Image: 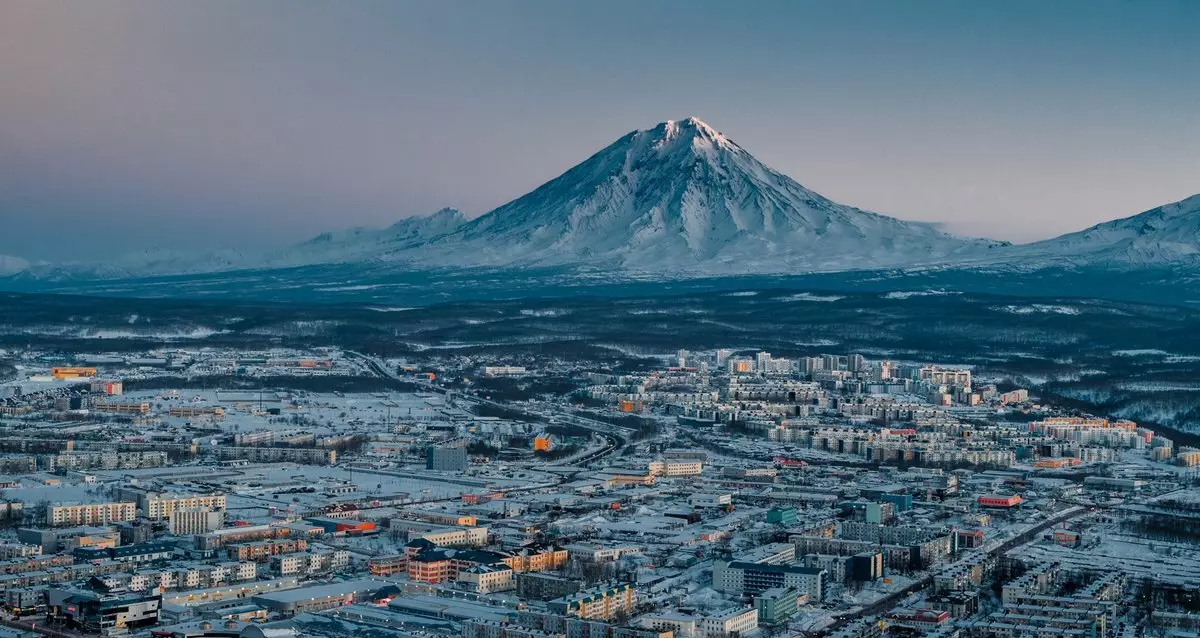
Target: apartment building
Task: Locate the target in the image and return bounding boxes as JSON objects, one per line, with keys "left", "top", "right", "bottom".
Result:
{"left": 115, "top": 489, "right": 228, "bottom": 521}
{"left": 713, "top": 560, "right": 828, "bottom": 602}
{"left": 227, "top": 538, "right": 309, "bottom": 562}
{"left": 391, "top": 520, "right": 489, "bottom": 547}
{"left": 0, "top": 543, "right": 41, "bottom": 559}
{"left": 548, "top": 583, "right": 637, "bottom": 621}
{"left": 146, "top": 493, "right": 225, "bottom": 520}
{"left": 269, "top": 549, "right": 349, "bottom": 576}
{"left": 517, "top": 572, "right": 582, "bottom": 601}
{"left": 368, "top": 554, "right": 406, "bottom": 577}
{"left": 48, "top": 502, "right": 137, "bottom": 527}
{"left": 49, "top": 451, "right": 168, "bottom": 471}
{"left": 216, "top": 447, "right": 336, "bottom": 465}
{"left": 506, "top": 543, "right": 569, "bottom": 572}
{"left": 168, "top": 508, "right": 224, "bottom": 535}
{"left": 648, "top": 460, "right": 704, "bottom": 477}
{"left": 457, "top": 563, "right": 516, "bottom": 593}
{"left": 701, "top": 607, "right": 759, "bottom": 638}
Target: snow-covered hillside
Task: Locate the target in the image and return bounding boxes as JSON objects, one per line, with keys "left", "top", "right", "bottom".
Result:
{"left": 6, "top": 208, "right": 468, "bottom": 281}
{"left": 1006, "top": 194, "right": 1200, "bottom": 268}
{"left": 262, "top": 207, "right": 467, "bottom": 267}
{"left": 11, "top": 248, "right": 251, "bottom": 282}
{"left": 0, "top": 255, "right": 30, "bottom": 277}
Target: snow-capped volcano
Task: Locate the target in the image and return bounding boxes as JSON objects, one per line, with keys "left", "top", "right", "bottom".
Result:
{"left": 4, "top": 117, "right": 1195, "bottom": 295}
{"left": 402, "top": 117, "right": 1003, "bottom": 272}
{"left": 1008, "top": 194, "right": 1200, "bottom": 267}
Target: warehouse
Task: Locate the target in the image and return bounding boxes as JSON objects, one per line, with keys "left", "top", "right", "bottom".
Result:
{"left": 251, "top": 579, "right": 396, "bottom": 616}
{"left": 301, "top": 517, "right": 377, "bottom": 535}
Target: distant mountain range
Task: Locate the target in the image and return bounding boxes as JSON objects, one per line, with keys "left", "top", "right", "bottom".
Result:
{"left": 1003, "top": 194, "right": 1200, "bottom": 268}
{"left": 2, "top": 117, "right": 1198, "bottom": 295}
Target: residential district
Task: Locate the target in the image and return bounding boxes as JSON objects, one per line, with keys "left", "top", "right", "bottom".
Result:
{"left": 0, "top": 346, "right": 1197, "bottom": 638}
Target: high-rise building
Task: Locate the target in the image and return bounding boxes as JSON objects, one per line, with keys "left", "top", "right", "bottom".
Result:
{"left": 170, "top": 507, "right": 225, "bottom": 535}
{"left": 427, "top": 445, "right": 469, "bottom": 472}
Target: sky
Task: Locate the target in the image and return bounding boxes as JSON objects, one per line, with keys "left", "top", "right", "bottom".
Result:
{"left": 1, "top": 1, "right": 1198, "bottom": 261}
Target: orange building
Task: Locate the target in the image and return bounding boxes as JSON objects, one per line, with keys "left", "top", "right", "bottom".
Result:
{"left": 533, "top": 437, "right": 552, "bottom": 452}
{"left": 92, "top": 402, "right": 150, "bottom": 415}
{"left": 978, "top": 494, "right": 1022, "bottom": 508}
{"left": 51, "top": 367, "right": 97, "bottom": 380}
{"left": 1033, "top": 458, "right": 1081, "bottom": 469}
{"left": 226, "top": 538, "right": 308, "bottom": 561}
{"left": 408, "top": 553, "right": 453, "bottom": 583}
{"left": 369, "top": 555, "right": 408, "bottom": 577}
{"left": 505, "top": 543, "right": 568, "bottom": 572}
{"left": 618, "top": 400, "right": 642, "bottom": 412}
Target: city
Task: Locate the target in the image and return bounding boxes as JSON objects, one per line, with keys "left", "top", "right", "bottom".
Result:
{"left": 0, "top": 341, "right": 1196, "bottom": 638}
{"left": 3, "top": 2, "right": 1199, "bottom": 638}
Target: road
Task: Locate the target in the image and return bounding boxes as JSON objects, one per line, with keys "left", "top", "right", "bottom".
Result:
{"left": 0, "top": 615, "right": 81, "bottom": 638}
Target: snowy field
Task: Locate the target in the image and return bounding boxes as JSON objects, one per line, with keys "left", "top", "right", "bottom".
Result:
{"left": 120, "top": 388, "right": 470, "bottom": 439}
{"left": 1011, "top": 524, "right": 1200, "bottom": 586}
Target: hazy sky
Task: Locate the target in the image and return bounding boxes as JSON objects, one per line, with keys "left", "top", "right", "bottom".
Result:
{"left": 1, "top": 1, "right": 1198, "bottom": 261}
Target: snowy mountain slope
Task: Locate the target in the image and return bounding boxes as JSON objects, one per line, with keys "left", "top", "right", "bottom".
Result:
{"left": 0, "top": 255, "right": 30, "bottom": 277}
{"left": 1004, "top": 194, "right": 1200, "bottom": 268}
{"left": 6, "top": 208, "right": 468, "bottom": 281}
{"left": 10, "top": 247, "right": 252, "bottom": 282}
{"left": 391, "top": 118, "right": 1006, "bottom": 272}
{"left": 261, "top": 207, "right": 467, "bottom": 266}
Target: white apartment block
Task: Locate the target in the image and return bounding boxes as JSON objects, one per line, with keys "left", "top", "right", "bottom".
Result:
{"left": 483, "top": 366, "right": 527, "bottom": 376}
{"left": 169, "top": 507, "right": 225, "bottom": 535}
{"left": 221, "top": 561, "right": 258, "bottom": 582}
{"left": 269, "top": 549, "right": 350, "bottom": 576}
{"left": 145, "top": 494, "right": 227, "bottom": 520}
{"left": 48, "top": 502, "right": 136, "bottom": 526}
{"left": 689, "top": 492, "right": 734, "bottom": 508}
{"left": 0, "top": 542, "right": 41, "bottom": 559}
{"left": 648, "top": 460, "right": 704, "bottom": 477}
{"left": 563, "top": 543, "right": 645, "bottom": 562}
{"left": 405, "top": 526, "right": 489, "bottom": 548}
{"left": 457, "top": 564, "right": 516, "bottom": 593}
{"left": 642, "top": 609, "right": 759, "bottom": 638}
{"left": 701, "top": 608, "right": 759, "bottom": 638}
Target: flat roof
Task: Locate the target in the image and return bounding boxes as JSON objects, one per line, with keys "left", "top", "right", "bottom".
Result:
{"left": 253, "top": 579, "right": 392, "bottom": 604}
